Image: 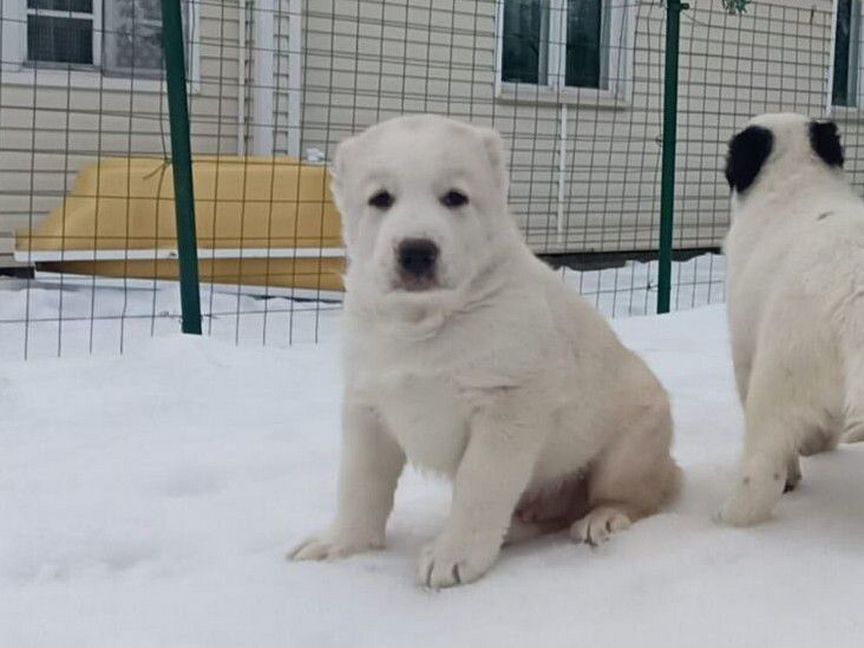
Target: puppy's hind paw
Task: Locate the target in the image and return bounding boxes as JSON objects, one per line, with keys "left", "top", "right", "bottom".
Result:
{"left": 570, "top": 507, "right": 631, "bottom": 547}
{"left": 288, "top": 529, "right": 383, "bottom": 562}
{"left": 842, "top": 421, "right": 864, "bottom": 445}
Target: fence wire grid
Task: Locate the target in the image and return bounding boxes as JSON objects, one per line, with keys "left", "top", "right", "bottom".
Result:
{"left": 0, "top": 0, "right": 857, "bottom": 359}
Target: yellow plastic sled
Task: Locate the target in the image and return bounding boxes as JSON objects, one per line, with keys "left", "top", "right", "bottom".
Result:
{"left": 15, "top": 156, "right": 346, "bottom": 292}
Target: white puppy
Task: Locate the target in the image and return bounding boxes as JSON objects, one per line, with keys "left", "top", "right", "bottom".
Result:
{"left": 719, "top": 112, "right": 864, "bottom": 526}
{"left": 290, "top": 115, "right": 679, "bottom": 587}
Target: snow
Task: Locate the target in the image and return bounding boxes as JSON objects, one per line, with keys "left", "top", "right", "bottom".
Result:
{"left": 5, "top": 255, "right": 863, "bottom": 647}
{"left": 0, "top": 253, "right": 725, "bottom": 360}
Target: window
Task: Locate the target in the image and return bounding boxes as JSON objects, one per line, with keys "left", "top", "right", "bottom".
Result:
{"left": 497, "top": 0, "right": 632, "bottom": 103}
{"left": 565, "top": 0, "right": 602, "bottom": 88}
{"left": 832, "top": 0, "right": 862, "bottom": 107}
{"left": 27, "top": 1, "right": 95, "bottom": 66}
{"left": 501, "top": 0, "right": 550, "bottom": 85}
{"left": 3, "top": 0, "right": 198, "bottom": 85}
{"left": 103, "top": 0, "right": 176, "bottom": 77}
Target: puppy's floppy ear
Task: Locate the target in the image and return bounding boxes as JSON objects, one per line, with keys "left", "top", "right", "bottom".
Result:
{"left": 327, "top": 134, "right": 363, "bottom": 249}
{"left": 475, "top": 126, "right": 510, "bottom": 194}
{"left": 725, "top": 125, "right": 774, "bottom": 194}
{"left": 810, "top": 120, "right": 844, "bottom": 168}
{"left": 328, "top": 134, "right": 357, "bottom": 213}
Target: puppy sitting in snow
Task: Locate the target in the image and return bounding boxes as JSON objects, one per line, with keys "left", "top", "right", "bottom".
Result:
{"left": 290, "top": 115, "right": 679, "bottom": 587}
{"left": 719, "top": 113, "right": 863, "bottom": 526}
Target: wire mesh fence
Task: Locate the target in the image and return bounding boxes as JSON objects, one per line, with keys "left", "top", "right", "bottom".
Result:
{"left": 0, "top": 0, "right": 856, "bottom": 358}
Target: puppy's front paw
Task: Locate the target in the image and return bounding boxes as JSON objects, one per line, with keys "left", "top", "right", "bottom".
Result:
{"left": 416, "top": 531, "right": 501, "bottom": 589}
{"left": 784, "top": 455, "right": 802, "bottom": 493}
{"left": 715, "top": 497, "right": 771, "bottom": 527}
{"left": 715, "top": 488, "right": 774, "bottom": 527}
{"left": 570, "top": 507, "right": 631, "bottom": 546}
{"left": 716, "top": 471, "right": 784, "bottom": 527}
{"left": 288, "top": 528, "right": 383, "bottom": 562}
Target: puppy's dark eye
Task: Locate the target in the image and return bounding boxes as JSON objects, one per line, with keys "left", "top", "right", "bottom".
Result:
{"left": 441, "top": 190, "right": 469, "bottom": 208}
{"left": 368, "top": 190, "right": 394, "bottom": 210}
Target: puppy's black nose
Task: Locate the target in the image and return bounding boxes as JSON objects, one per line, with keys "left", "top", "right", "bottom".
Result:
{"left": 397, "top": 238, "right": 439, "bottom": 278}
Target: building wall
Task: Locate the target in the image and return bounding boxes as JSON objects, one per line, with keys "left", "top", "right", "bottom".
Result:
{"left": 3, "top": 0, "right": 861, "bottom": 258}
{"left": 0, "top": 0, "right": 242, "bottom": 236}
{"left": 297, "top": 0, "right": 852, "bottom": 255}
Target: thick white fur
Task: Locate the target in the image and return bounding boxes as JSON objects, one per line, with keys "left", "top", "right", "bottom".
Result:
{"left": 290, "top": 115, "right": 679, "bottom": 587}
{"left": 719, "top": 113, "right": 864, "bottom": 526}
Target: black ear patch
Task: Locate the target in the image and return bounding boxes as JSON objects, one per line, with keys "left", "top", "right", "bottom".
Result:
{"left": 809, "top": 120, "right": 844, "bottom": 168}
{"left": 725, "top": 126, "right": 774, "bottom": 194}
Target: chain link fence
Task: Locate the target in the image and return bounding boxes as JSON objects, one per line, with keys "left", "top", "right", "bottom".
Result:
{"left": 0, "top": 0, "right": 858, "bottom": 358}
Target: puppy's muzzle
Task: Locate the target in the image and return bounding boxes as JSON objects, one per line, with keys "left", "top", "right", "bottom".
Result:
{"left": 396, "top": 238, "right": 439, "bottom": 290}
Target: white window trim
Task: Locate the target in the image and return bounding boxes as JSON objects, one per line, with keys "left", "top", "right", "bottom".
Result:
{"left": 1, "top": 0, "right": 201, "bottom": 94}
{"left": 251, "top": 0, "right": 274, "bottom": 156}
{"left": 285, "top": 0, "right": 302, "bottom": 158}
{"left": 247, "top": 0, "right": 303, "bottom": 158}
{"left": 494, "top": 0, "right": 636, "bottom": 108}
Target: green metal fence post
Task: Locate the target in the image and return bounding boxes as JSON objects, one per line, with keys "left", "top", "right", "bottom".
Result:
{"left": 162, "top": 0, "right": 202, "bottom": 334}
{"left": 657, "top": 0, "right": 688, "bottom": 315}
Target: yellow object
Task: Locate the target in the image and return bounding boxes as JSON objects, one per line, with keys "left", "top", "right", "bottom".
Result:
{"left": 16, "top": 156, "right": 346, "bottom": 290}
{"left": 38, "top": 257, "right": 345, "bottom": 292}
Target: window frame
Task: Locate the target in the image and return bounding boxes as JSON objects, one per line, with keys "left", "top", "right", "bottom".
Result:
{"left": 494, "top": 0, "right": 636, "bottom": 108}
{"left": 1, "top": 0, "right": 201, "bottom": 94}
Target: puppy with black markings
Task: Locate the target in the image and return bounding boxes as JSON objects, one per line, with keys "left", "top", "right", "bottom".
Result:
{"left": 289, "top": 114, "right": 680, "bottom": 587}
{"left": 718, "top": 113, "right": 864, "bottom": 526}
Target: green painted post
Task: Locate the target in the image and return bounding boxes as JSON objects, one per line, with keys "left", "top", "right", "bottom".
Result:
{"left": 657, "top": 0, "right": 688, "bottom": 315}
{"left": 161, "top": 0, "right": 202, "bottom": 334}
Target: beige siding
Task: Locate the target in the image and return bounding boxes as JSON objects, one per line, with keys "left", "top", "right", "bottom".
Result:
{"left": 0, "top": 0, "right": 241, "bottom": 236}
{"left": 297, "top": 0, "right": 852, "bottom": 254}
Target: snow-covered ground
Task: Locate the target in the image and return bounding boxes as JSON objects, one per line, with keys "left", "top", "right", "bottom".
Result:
{"left": 3, "top": 255, "right": 864, "bottom": 647}
{"left": 0, "top": 253, "right": 725, "bottom": 360}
